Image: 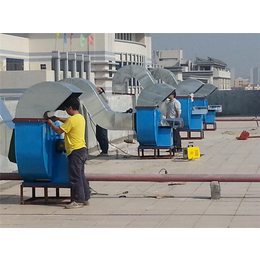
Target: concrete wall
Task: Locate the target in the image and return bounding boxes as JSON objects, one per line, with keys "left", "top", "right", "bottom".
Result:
{"left": 208, "top": 90, "right": 260, "bottom": 116}
{"left": 0, "top": 70, "right": 55, "bottom": 89}
{"left": 0, "top": 100, "right": 18, "bottom": 172}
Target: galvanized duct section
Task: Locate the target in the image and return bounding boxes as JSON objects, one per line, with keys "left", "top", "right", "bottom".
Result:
{"left": 15, "top": 82, "right": 83, "bottom": 119}
{"left": 176, "top": 78, "right": 204, "bottom": 96}
{"left": 136, "top": 83, "right": 176, "bottom": 107}
{"left": 194, "top": 83, "right": 217, "bottom": 97}
{"left": 150, "top": 68, "right": 217, "bottom": 97}
{"left": 112, "top": 65, "right": 156, "bottom": 94}
{"left": 62, "top": 78, "right": 135, "bottom": 130}
{"left": 151, "top": 68, "right": 179, "bottom": 87}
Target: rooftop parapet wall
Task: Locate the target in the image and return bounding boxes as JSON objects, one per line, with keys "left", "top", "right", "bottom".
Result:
{"left": 208, "top": 90, "right": 260, "bottom": 117}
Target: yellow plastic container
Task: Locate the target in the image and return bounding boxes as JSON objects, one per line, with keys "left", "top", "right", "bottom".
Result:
{"left": 187, "top": 146, "right": 200, "bottom": 159}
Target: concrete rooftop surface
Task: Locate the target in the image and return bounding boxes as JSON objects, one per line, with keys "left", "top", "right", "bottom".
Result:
{"left": 0, "top": 119, "right": 260, "bottom": 229}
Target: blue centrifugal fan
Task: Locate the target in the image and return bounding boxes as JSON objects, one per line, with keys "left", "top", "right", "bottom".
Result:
{"left": 136, "top": 106, "right": 183, "bottom": 148}
{"left": 150, "top": 69, "right": 222, "bottom": 131}
{"left": 13, "top": 81, "right": 83, "bottom": 185}
{"left": 175, "top": 79, "right": 222, "bottom": 131}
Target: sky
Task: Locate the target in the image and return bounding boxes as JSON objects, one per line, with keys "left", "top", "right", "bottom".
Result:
{"left": 2, "top": 2, "right": 259, "bottom": 80}
{"left": 151, "top": 33, "right": 260, "bottom": 79}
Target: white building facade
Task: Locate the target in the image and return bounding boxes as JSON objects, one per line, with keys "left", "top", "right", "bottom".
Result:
{"left": 0, "top": 33, "right": 152, "bottom": 94}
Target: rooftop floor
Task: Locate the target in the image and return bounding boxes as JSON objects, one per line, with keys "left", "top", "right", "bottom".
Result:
{"left": 0, "top": 120, "right": 260, "bottom": 228}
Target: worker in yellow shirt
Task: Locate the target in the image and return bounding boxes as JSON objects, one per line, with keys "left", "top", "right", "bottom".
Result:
{"left": 47, "top": 97, "right": 90, "bottom": 209}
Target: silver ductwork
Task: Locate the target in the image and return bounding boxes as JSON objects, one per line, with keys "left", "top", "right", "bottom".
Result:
{"left": 62, "top": 78, "right": 135, "bottom": 130}
{"left": 194, "top": 83, "right": 217, "bottom": 97}
{"left": 151, "top": 68, "right": 178, "bottom": 87}
{"left": 112, "top": 65, "right": 156, "bottom": 94}
{"left": 175, "top": 78, "right": 204, "bottom": 96}
{"left": 136, "top": 83, "right": 176, "bottom": 107}
{"left": 15, "top": 81, "right": 82, "bottom": 119}
{"left": 112, "top": 65, "right": 176, "bottom": 107}
{"left": 151, "top": 68, "right": 218, "bottom": 98}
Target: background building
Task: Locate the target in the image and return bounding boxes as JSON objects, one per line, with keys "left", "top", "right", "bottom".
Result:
{"left": 0, "top": 33, "right": 152, "bottom": 96}
{"left": 152, "top": 50, "right": 231, "bottom": 90}
{"left": 250, "top": 67, "right": 260, "bottom": 85}
{"left": 234, "top": 78, "right": 250, "bottom": 88}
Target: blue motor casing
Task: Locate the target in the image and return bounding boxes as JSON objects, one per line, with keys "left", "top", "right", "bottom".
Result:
{"left": 178, "top": 97, "right": 207, "bottom": 131}
{"left": 14, "top": 119, "right": 69, "bottom": 184}
{"left": 136, "top": 106, "right": 173, "bottom": 147}
{"left": 193, "top": 98, "right": 217, "bottom": 124}
{"left": 178, "top": 97, "right": 192, "bottom": 130}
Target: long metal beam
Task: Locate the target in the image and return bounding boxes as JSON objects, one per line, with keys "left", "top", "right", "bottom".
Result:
{"left": 1, "top": 173, "right": 260, "bottom": 183}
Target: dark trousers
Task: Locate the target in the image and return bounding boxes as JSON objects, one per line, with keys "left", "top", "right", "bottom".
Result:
{"left": 68, "top": 147, "right": 90, "bottom": 203}
{"left": 96, "top": 125, "right": 108, "bottom": 153}
{"left": 173, "top": 128, "right": 182, "bottom": 149}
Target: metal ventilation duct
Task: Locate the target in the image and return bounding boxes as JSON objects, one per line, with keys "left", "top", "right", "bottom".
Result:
{"left": 15, "top": 82, "right": 83, "bottom": 119}
{"left": 151, "top": 68, "right": 217, "bottom": 98}
{"left": 112, "top": 65, "right": 155, "bottom": 93}
{"left": 62, "top": 78, "right": 134, "bottom": 130}
{"left": 136, "top": 83, "right": 176, "bottom": 107}
{"left": 0, "top": 98, "right": 14, "bottom": 129}
{"left": 193, "top": 83, "right": 217, "bottom": 97}
{"left": 151, "top": 68, "right": 178, "bottom": 87}
{"left": 176, "top": 78, "right": 204, "bottom": 96}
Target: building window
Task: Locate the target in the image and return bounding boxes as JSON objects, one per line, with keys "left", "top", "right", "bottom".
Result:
{"left": 115, "top": 33, "right": 132, "bottom": 41}
{"left": 109, "top": 61, "right": 113, "bottom": 78}
{"left": 40, "top": 64, "right": 46, "bottom": 70}
{"left": 6, "top": 58, "right": 24, "bottom": 71}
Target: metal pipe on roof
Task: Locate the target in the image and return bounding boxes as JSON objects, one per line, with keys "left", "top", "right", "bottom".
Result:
{"left": 85, "top": 173, "right": 260, "bottom": 183}
{"left": 1, "top": 172, "right": 260, "bottom": 183}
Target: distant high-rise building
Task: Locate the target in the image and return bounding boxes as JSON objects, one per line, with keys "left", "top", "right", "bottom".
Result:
{"left": 230, "top": 68, "right": 235, "bottom": 87}
{"left": 250, "top": 67, "right": 260, "bottom": 84}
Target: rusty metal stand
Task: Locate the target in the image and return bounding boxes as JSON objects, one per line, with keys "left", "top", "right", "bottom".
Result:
{"left": 204, "top": 123, "right": 217, "bottom": 131}
{"left": 180, "top": 130, "right": 204, "bottom": 140}
{"left": 138, "top": 146, "right": 175, "bottom": 159}
{"left": 20, "top": 183, "right": 72, "bottom": 205}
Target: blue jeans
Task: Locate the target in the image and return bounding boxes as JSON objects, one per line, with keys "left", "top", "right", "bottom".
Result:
{"left": 68, "top": 147, "right": 90, "bottom": 203}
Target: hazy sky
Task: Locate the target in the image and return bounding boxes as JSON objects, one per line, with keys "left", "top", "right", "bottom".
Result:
{"left": 151, "top": 33, "right": 260, "bottom": 79}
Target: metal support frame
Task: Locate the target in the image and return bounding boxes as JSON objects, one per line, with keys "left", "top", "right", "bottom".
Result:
{"left": 180, "top": 130, "right": 204, "bottom": 140}
{"left": 203, "top": 122, "right": 217, "bottom": 131}
{"left": 137, "top": 146, "right": 175, "bottom": 159}
{"left": 20, "top": 184, "right": 72, "bottom": 205}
